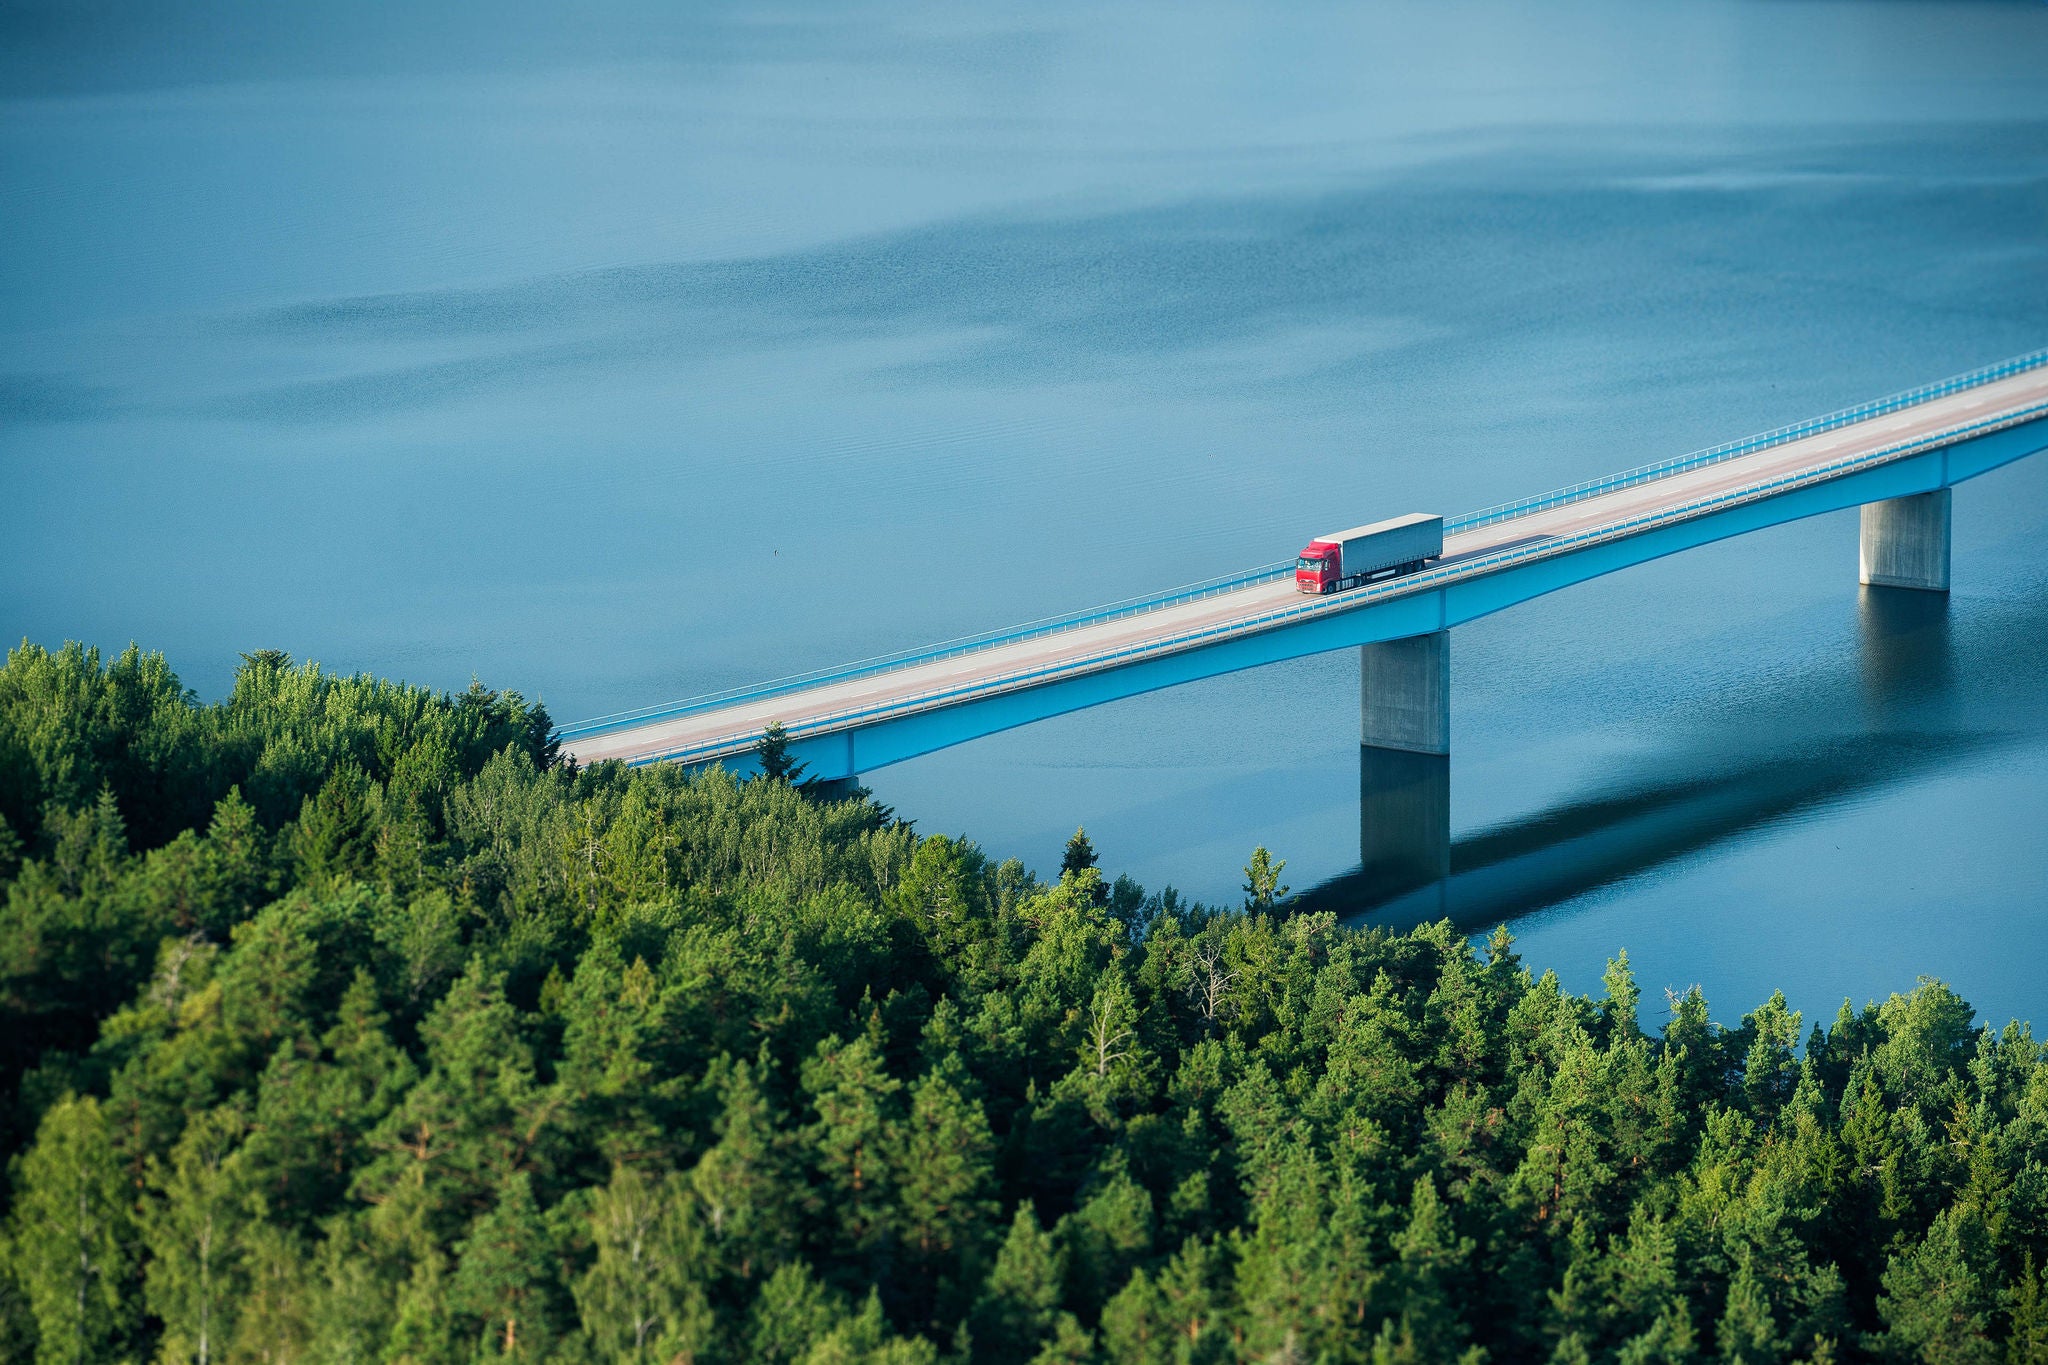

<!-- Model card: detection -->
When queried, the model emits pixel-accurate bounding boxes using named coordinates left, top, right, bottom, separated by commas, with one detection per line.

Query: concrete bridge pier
left=1359, top=632, right=1450, bottom=899
left=1360, top=631, right=1449, bottom=755
left=1860, top=489, right=1951, bottom=592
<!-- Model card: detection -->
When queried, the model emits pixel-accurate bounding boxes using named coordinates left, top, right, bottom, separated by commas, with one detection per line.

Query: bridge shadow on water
left=1297, top=582, right=2048, bottom=934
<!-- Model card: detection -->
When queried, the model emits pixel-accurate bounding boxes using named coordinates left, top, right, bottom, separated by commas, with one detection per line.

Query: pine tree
left=354, top=960, right=546, bottom=1237
left=893, top=834, right=991, bottom=964
left=243, top=970, right=417, bottom=1223
left=692, top=1060, right=803, bottom=1282
left=1242, top=846, right=1289, bottom=912
left=805, top=1287, right=938, bottom=1364
left=197, top=786, right=270, bottom=933
left=228, top=1222, right=313, bottom=1365
left=971, top=1204, right=1066, bottom=1365
left=1718, top=1257, right=1780, bottom=1365
left=1160, top=1236, right=1227, bottom=1357
left=1061, top=1161, right=1154, bottom=1318
left=1549, top=1331, right=1594, bottom=1365
left=0, top=810, right=22, bottom=883
left=1033, top=1313, right=1096, bottom=1363
left=304, top=1223, right=397, bottom=1365
left=1740, top=991, right=1803, bottom=1122
left=1617, top=1299, right=1698, bottom=1365
left=1098, top=1268, right=1169, bottom=1364
left=237, top=648, right=293, bottom=673
left=450, top=1172, right=559, bottom=1362
left=1059, top=827, right=1108, bottom=907
left=1868, top=1209, right=1996, bottom=1365
left=802, top=1035, right=905, bottom=1264
left=893, top=1071, right=998, bottom=1322
left=748, top=1262, right=848, bottom=1365
left=1601, top=950, right=1642, bottom=1040
left=1392, top=1174, right=1474, bottom=1361
left=384, top=1246, right=459, bottom=1365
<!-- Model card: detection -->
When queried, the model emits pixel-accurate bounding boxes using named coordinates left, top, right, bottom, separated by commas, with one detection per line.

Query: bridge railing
left=560, top=346, right=2048, bottom=745
left=635, top=394, right=2048, bottom=769
left=552, top=558, right=1295, bottom=741
left=1444, top=346, right=2048, bottom=534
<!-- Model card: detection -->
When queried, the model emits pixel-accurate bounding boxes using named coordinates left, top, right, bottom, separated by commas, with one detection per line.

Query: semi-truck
left=1294, top=513, right=1443, bottom=594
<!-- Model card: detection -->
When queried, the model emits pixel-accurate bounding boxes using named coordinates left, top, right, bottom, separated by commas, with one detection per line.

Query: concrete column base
left=806, top=775, right=864, bottom=802
left=1361, top=631, right=1449, bottom=755
left=1860, top=489, right=1951, bottom=592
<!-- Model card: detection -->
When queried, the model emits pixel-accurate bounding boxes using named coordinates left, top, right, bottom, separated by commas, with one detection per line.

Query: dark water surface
left=5, top=0, right=2047, bottom=1029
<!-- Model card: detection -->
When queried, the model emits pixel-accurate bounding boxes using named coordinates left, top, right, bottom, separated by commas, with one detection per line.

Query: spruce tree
left=755, top=721, right=808, bottom=785
left=2007, top=1253, right=2047, bottom=1365
left=291, top=763, right=380, bottom=886
left=1060, top=827, right=1097, bottom=880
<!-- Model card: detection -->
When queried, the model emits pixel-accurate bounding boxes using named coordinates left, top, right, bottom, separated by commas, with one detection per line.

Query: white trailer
left=1296, top=513, right=1443, bottom=593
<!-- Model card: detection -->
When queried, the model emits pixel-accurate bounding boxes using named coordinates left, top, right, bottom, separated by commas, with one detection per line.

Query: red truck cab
left=1294, top=540, right=1339, bottom=594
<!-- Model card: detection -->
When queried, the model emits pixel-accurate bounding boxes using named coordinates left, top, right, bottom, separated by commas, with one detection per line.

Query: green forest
left=1, top=640, right=2043, bottom=1365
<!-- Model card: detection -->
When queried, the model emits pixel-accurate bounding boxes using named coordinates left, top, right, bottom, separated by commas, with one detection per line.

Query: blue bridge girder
left=558, top=353, right=2048, bottom=782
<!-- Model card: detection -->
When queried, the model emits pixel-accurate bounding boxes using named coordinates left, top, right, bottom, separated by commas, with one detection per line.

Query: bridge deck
left=564, top=364, right=2048, bottom=769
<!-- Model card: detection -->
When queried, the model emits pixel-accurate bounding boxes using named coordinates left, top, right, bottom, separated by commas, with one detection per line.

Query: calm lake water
left=5, top=0, right=2047, bottom=1031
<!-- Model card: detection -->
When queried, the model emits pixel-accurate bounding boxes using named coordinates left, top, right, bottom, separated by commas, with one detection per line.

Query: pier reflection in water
left=1357, top=747, right=1449, bottom=912
left=1304, top=578, right=2042, bottom=936
left=1857, top=584, right=1953, bottom=715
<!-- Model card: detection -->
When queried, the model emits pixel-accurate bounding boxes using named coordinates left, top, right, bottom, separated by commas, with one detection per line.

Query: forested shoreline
left=1, top=640, right=2043, bottom=1364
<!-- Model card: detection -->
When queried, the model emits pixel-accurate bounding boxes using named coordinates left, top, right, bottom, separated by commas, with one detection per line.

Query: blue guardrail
left=557, top=345, right=2048, bottom=743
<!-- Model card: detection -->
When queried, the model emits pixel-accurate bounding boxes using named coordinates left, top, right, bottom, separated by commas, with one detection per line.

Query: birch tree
left=142, top=1106, right=249, bottom=1365
left=8, top=1095, right=134, bottom=1364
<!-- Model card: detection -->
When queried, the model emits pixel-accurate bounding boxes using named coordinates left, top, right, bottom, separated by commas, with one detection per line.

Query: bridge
left=560, top=349, right=2048, bottom=889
